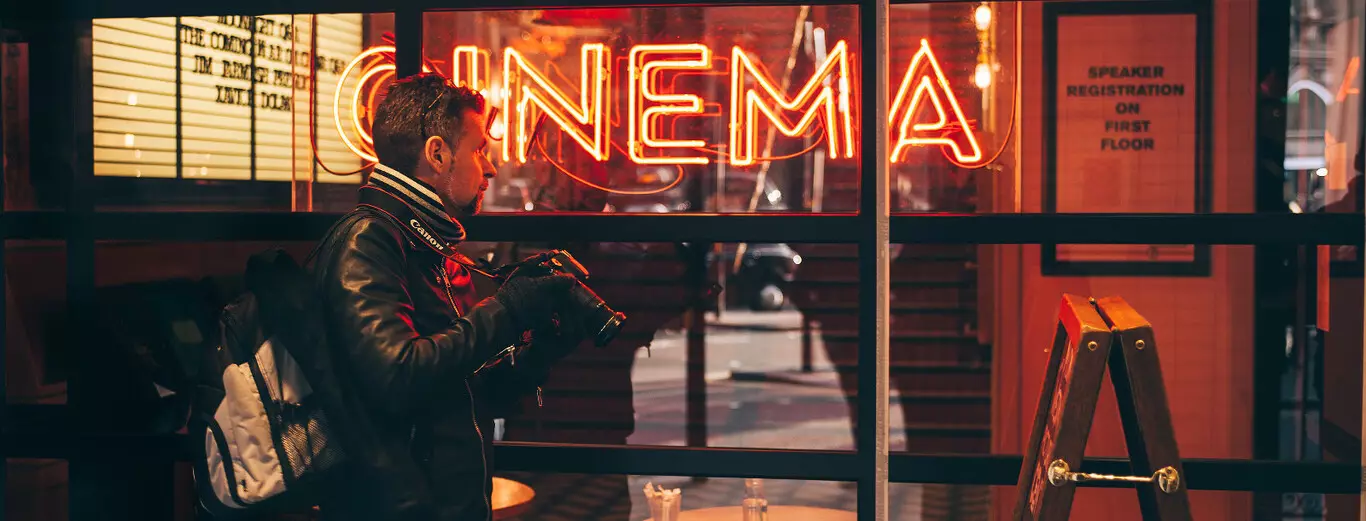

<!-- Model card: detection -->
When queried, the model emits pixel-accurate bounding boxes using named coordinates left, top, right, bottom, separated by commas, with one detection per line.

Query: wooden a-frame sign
left=1013, top=294, right=1193, bottom=521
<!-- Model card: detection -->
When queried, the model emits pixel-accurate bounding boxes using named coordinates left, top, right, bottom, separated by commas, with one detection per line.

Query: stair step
left=818, top=330, right=978, bottom=341
left=797, top=303, right=975, bottom=313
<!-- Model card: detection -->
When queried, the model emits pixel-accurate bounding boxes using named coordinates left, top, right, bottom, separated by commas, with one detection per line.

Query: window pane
left=1286, top=6, right=1364, bottom=521
left=1324, top=493, right=1361, bottom=520
left=93, top=18, right=192, bottom=181
left=889, top=483, right=990, bottom=520
left=888, top=2, right=1018, bottom=214
left=1286, top=0, right=1362, bottom=214
left=1, top=37, right=36, bottom=210
left=84, top=239, right=855, bottom=451
left=897, top=241, right=1363, bottom=498
left=5, top=240, right=67, bottom=405
left=419, top=6, right=865, bottom=214
left=87, top=13, right=393, bottom=211
left=974, top=0, right=1364, bottom=222
left=6, top=459, right=67, bottom=521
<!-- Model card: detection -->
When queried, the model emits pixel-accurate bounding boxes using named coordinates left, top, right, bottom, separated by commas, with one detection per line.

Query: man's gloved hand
left=524, top=316, right=585, bottom=365
left=492, top=271, right=580, bottom=331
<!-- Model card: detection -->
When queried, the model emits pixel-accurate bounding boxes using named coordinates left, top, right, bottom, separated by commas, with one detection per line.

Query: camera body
left=493, top=249, right=627, bottom=347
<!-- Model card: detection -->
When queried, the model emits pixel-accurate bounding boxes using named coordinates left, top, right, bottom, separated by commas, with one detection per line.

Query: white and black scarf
left=364, top=163, right=467, bottom=245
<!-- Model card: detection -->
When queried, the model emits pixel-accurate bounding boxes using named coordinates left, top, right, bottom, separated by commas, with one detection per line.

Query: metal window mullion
left=59, top=17, right=102, bottom=521
left=5, top=212, right=1366, bottom=244
left=856, top=1, right=890, bottom=521
left=0, top=27, right=9, bottom=521
left=395, top=8, right=423, bottom=79
left=1358, top=2, right=1366, bottom=515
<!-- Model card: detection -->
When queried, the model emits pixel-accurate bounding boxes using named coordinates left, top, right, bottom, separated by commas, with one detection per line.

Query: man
left=309, top=73, right=587, bottom=521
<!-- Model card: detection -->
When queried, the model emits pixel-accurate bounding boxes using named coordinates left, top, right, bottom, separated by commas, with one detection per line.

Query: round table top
left=492, top=477, right=535, bottom=520
left=645, top=505, right=855, bottom=521
left=309, top=478, right=534, bottom=519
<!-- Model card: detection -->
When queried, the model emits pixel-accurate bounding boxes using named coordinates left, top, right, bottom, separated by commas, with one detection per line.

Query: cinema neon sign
left=332, top=39, right=985, bottom=172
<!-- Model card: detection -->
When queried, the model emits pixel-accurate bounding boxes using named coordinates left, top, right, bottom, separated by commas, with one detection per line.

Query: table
left=307, top=477, right=534, bottom=520
left=645, top=505, right=856, bottom=521
left=492, top=477, right=535, bottom=520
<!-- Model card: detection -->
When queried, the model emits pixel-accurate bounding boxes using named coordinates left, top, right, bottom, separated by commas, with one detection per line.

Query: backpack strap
left=303, top=209, right=369, bottom=269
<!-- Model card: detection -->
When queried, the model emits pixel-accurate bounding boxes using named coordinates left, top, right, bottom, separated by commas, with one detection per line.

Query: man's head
left=372, top=73, right=495, bottom=216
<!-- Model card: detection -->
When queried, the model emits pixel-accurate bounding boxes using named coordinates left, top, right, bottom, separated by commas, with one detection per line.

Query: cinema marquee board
left=91, top=15, right=365, bottom=183
left=1042, top=1, right=1212, bottom=277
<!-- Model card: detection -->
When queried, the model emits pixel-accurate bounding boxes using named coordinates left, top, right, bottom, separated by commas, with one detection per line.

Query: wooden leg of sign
left=1012, top=294, right=1115, bottom=521
left=1094, top=296, right=1193, bottom=521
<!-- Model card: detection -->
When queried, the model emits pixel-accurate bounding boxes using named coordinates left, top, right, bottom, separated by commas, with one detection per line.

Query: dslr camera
left=491, top=250, right=627, bottom=347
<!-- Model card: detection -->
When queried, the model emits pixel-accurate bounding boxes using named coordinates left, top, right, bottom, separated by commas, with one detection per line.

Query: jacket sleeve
left=319, top=216, right=521, bottom=417
left=479, top=327, right=576, bottom=415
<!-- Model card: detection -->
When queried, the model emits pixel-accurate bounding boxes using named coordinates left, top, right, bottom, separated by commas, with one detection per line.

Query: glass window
left=5, top=459, right=68, bottom=521
left=419, top=6, right=868, bottom=214
left=92, top=17, right=186, bottom=181
left=889, top=2, right=1018, bottom=214
left=83, top=240, right=855, bottom=450
left=87, top=13, right=394, bottom=211
left=5, top=240, right=68, bottom=405
left=893, top=241, right=1362, bottom=518
left=1281, top=2, right=1363, bottom=520
left=1, top=36, right=34, bottom=210
left=71, top=4, right=1030, bottom=215
left=1285, top=0, right=1362, bottom=215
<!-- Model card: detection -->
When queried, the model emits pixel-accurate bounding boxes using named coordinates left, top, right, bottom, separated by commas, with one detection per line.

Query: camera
left=492, top=250, right=627, bottom=347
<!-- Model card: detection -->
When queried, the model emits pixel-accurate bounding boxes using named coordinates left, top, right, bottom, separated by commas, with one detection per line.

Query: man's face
left=423, top=108, right=495, bottom=216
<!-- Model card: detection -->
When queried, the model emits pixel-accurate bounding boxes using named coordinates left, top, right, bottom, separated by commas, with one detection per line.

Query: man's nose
left=481, top=156, right=497, bottom=178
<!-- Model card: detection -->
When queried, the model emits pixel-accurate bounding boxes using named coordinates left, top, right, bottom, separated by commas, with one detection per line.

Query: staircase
left=787, top=243, right=990, bottom=455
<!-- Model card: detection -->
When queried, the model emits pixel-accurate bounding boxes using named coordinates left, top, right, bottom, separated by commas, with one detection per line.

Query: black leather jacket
left=311, top=207, right=551, bottom=521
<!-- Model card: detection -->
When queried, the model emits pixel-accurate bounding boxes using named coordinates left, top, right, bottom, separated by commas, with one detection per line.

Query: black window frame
left=2, top=0, right=1364, bottom=520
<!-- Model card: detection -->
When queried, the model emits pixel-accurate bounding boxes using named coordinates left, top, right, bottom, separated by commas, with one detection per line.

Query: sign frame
left=1041, top=0, right=1213, bottom=277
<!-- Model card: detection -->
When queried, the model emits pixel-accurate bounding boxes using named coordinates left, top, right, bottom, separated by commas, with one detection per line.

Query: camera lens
left=593, top=308, right=627, bottom=347
left=565, top=281, right=627, bottom=347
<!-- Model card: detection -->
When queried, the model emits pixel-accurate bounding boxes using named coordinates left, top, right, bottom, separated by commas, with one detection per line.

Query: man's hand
left=526, top=316, right=585, bottom=364
left=492, top=271, right=580, bottom=331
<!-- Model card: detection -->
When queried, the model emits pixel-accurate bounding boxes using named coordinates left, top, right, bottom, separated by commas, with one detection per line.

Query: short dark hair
left=371, top=73, right=487, bottom=174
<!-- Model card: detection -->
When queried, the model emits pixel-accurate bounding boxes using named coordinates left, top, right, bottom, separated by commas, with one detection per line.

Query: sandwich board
left=1013, top=294, right=1192, bottom=521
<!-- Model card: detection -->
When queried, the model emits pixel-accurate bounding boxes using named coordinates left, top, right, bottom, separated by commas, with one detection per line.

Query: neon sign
left=729, top=40, right=856, bottom=167
left=330, top=39, right=988, bottom=175
left=890, top=39, right=982, bottom=165
left=628, top=44, right=711, bottom=166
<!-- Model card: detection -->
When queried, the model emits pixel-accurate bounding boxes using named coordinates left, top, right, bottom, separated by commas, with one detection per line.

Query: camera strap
left=357, top=186, right=481, bottom=270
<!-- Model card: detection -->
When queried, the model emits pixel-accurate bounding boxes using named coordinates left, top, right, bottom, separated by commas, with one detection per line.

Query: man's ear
left=423, top=135, right=447, bottom=170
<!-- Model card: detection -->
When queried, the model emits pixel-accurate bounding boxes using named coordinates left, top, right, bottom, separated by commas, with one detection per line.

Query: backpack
left=191, top=216, right=361, bottom=517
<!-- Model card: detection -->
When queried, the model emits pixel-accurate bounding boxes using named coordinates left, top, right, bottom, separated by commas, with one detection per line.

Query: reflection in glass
left=420, top=6, right=866, bottom=215
left=74, top=5, right=1022, bottom=212
left=5, top=241, right=68, bottom=405
left=78, top=240, right=863, bottom=451
left=468, top=241, right=861, bottom=451
left=890, top=483, right=989, bottom=521
left=2, top=39, right=37, bottom=210
left=5, top=460, right=69, bottom=521
left=1285, top=1, right=1362, bottom=520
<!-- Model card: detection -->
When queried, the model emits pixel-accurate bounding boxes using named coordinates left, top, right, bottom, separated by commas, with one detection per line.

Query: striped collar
left=365, top=163, right=467, bottom=244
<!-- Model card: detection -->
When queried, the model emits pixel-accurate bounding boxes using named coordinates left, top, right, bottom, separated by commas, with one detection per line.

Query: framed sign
left=1042, top=1, right=1212, bottom=277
